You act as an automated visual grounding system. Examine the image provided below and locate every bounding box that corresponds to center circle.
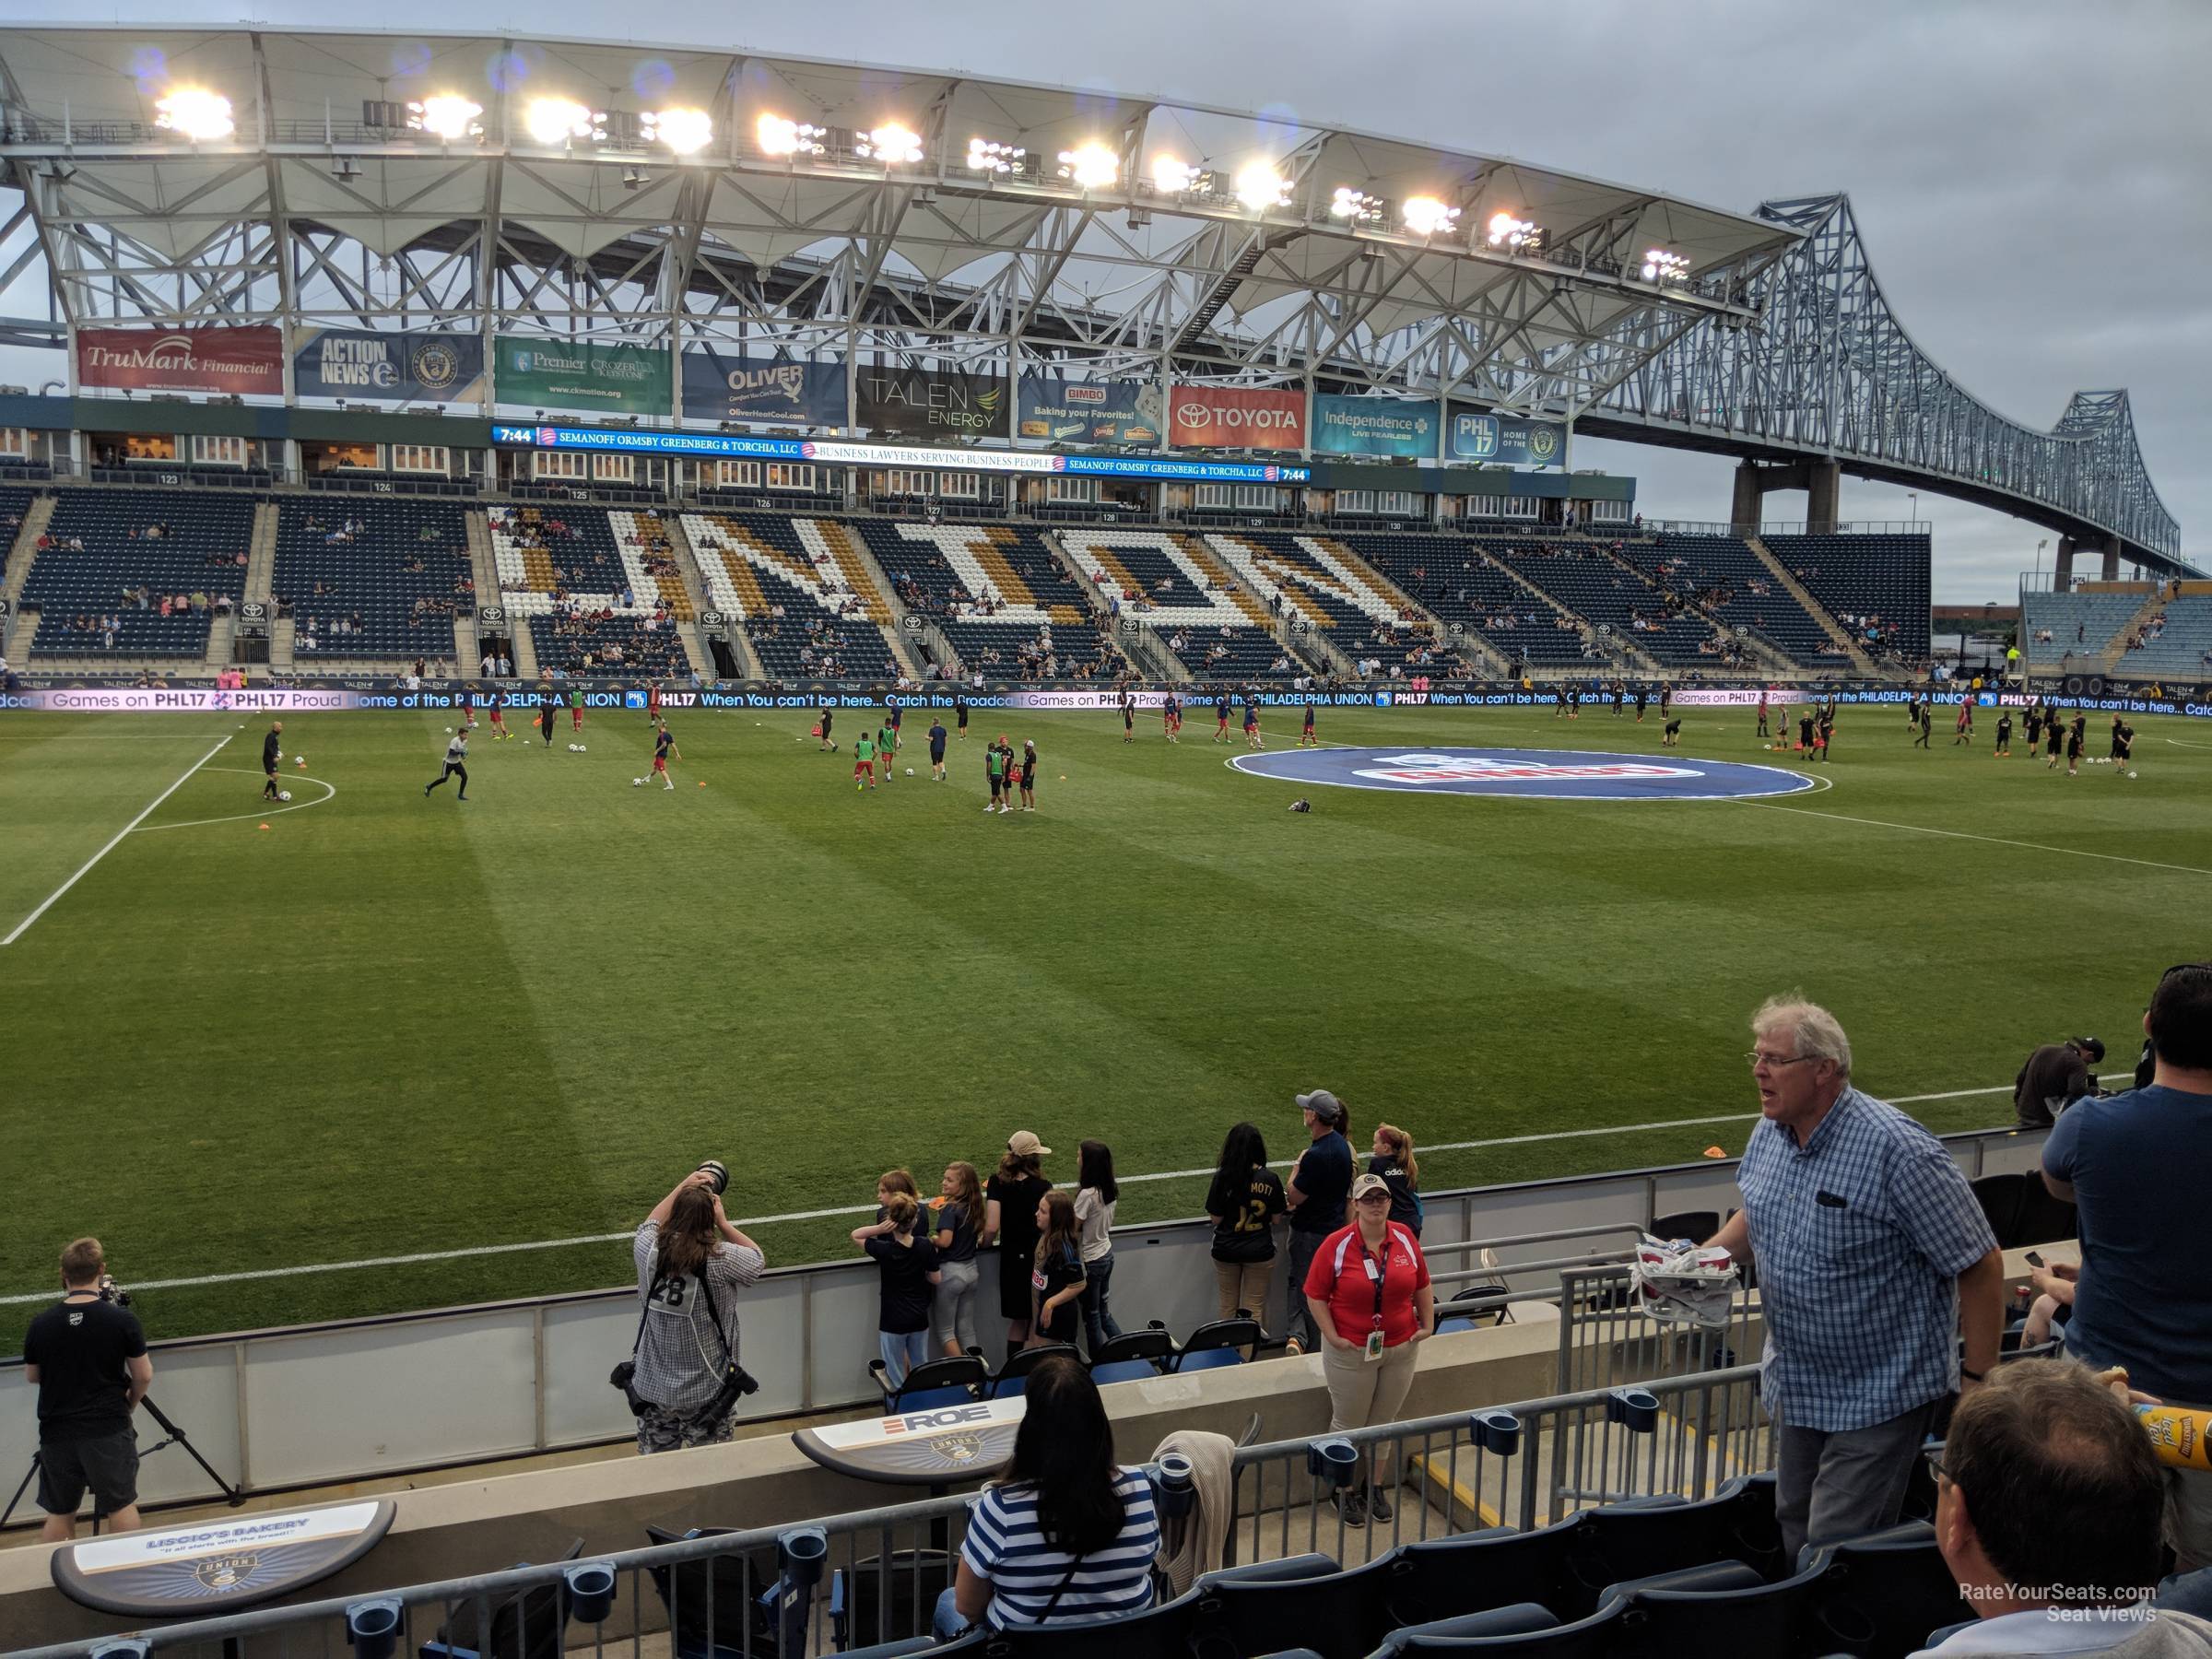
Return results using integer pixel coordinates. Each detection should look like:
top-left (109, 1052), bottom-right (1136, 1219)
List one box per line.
top-left (1229, 746), bottom-right (1818, 801)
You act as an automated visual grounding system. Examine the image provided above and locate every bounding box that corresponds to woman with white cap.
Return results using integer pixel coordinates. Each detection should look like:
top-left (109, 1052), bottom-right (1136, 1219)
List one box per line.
top-left (1301, 1171), bottom-right (1434, 1527)
top-left (981, 1131), bottom-right (1053, 1364)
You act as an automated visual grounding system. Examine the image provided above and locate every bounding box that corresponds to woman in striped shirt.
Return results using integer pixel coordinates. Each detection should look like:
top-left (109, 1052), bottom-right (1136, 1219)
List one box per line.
top-left (933, 1354), bottom-right (1160, 1637)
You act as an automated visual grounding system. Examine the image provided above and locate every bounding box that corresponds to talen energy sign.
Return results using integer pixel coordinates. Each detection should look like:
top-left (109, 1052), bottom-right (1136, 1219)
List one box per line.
top-left (853, 366), bottom-right (1008, 440)
top-left (1170, 383), bottom-right (1306, 451)
top-left (76, 327), bottom-right (284, 395)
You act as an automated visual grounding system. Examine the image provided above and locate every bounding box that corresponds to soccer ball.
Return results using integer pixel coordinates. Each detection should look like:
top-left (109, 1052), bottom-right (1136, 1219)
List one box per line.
top-left (906, 767), bottom-right (915, 776)
top-left (444, 726), bottom-right (453, 734)
top-left (576, 745), bottom-right (585, 752)
top-left (277, 790), bottom-right (292, 802)
top-left (568, 743), bottom-right (578, 751)
top-left (633, 777), bottom-right (644, 786)
top-left (2129, 770), bottom-right (2139, 779)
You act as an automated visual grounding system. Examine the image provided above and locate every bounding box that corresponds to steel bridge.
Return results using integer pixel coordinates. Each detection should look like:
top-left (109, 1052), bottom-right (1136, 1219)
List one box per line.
top-left (0, 29), bottom-right (2183, 572)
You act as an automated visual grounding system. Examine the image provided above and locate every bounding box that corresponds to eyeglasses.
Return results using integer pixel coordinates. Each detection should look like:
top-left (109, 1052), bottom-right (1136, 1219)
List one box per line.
top-left (1924, 1449), bottom-right (1949, 1489)
top-left (1355, 1191), bottom-right (1391, 1206)
top-left (1746, 1051), bottom-right (1821, 1070)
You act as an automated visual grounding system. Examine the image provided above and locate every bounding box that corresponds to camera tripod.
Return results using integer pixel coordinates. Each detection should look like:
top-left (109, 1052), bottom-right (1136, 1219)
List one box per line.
top-left (0, 1395), bottom-right (242, 1533)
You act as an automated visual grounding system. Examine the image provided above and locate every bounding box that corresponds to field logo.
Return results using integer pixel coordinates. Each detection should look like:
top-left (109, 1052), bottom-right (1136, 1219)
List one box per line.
top-left (1231, 746), bottom-right (1818, 801)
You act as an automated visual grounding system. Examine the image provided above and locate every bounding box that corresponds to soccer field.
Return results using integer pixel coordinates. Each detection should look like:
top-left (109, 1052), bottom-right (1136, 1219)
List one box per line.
top-left (4, 699), bottom-right (2205, 1352)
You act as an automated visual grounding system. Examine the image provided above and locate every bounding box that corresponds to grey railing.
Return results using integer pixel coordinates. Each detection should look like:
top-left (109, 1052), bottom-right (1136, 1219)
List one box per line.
top-left (8, 1365), bottom-right (1771, 1659)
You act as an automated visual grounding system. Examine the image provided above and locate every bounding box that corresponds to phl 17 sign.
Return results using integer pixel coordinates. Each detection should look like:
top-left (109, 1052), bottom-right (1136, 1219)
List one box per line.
top-left (1447, 408), bottom-right (1569, 469)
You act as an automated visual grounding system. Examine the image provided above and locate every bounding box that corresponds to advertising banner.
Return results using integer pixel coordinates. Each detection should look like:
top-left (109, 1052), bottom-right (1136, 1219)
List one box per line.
top-left (1169, 383), bottom-right (1305, 451)
top-left (680, 350), bottom-right (846, 425)
top-left (495, 338), bottom-right (671, 416)
top-left (291, 328), bottom-right (486, 404)
top-left (76, 326), bottom-right (284, 395)
top-left (1446, 407), bottom-right (1569, 468)
top-left (1017, 376), bottom-right (1165, 445)
top-left (1313, 394), bottom-right (1441, 458)
top-left (853, 365), bottom-right (1008, 439)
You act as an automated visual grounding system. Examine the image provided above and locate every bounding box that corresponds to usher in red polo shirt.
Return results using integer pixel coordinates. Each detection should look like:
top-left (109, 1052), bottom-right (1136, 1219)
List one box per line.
top-left (1303, 1221), bottom-right (1430, 1347)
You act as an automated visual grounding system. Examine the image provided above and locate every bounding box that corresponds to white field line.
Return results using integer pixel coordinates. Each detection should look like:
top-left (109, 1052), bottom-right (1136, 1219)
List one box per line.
top-left (1, 735), bottom-right (232, 947)
top-left (1740, 800), bottom-right (2212, 877)
top-left (0, 1083), bottom-right (2017, 1305)
top-left (132, 769), bottom-right (336, 832)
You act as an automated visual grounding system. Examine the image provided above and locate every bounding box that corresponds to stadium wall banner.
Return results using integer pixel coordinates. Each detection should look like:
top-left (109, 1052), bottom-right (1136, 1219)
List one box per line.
top-left (680, 350), bottom-right (845, 425)
top-left (496, 339), bottom-right (672, 416)
top-left (854, 366), bottom-right (1008, 440)
top-left (1170, 383), bottom-right (1306, 450)
top-left (1446, 407), bottom-right (1570, 468)
top-left (1313, 394), bottom-right (1442, 458)
top-left (76, 326), bottom-right (285, 395)
top-left (290, 328), bottom-right (486, 404)
top-left (1017, 376), bottom-right (1165, 445)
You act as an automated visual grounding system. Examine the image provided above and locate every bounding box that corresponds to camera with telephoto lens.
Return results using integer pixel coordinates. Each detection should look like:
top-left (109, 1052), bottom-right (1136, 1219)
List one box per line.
top-left (97, 1273), bottom-right (131, 1308)
top-left (696, 1160), bottom-right (729, 1195)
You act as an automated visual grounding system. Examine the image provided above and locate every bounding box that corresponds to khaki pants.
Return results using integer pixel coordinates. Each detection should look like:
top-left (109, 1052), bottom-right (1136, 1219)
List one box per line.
top-left (1215, 1258), bottom-right (1274, 1359)
top-left (1322, 1335), bottom-right (1421, 1486)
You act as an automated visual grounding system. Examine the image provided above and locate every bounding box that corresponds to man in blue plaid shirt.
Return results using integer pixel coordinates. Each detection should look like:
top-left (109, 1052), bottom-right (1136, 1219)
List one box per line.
top-left (1707, 996), bottom-right (2005, 1560)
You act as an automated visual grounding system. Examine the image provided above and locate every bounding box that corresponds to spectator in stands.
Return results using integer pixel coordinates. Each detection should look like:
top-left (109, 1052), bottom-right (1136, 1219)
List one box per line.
top-left (2012, 1042), bottom-right (2094, 1131)
top-left (1030, 1191), bottom-right (1087, 1348)
top-left (22, 1237), bottom-right (151, 1542)
top-left (931, 1161), bottom-right (984, 1359)
top-left (1073, 1141), bottom-right (1123, 1358)
top-left (982, 1133), bottom-right (1053, 1363)
top-left (1303, 1174), bottom-right (1435, 1528)
top-left (2042, 964), bottom-right (2212, 1571)
top-left (1282, 1090), bottom-right (1355, 1357)
top-left (933, 1353), bottom-right (1160, 1637)
top-left (853, 1192), bottom-right (939, 1392)
top-left (1918, 1359), bottom-right (2187, 1655)
top-left (1704, 995), bottom-right (2004, 1559)
top-left (1369, 1124), bottom-right (1422, 1236)
top-left (629, 1169), bottom-right (765, 1454)
top-left (1206, 1123), bottom-right (1286, 1350)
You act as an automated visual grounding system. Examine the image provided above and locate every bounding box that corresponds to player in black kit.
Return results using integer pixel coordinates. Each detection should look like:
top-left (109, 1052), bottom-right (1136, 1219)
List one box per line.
top-left (261, 721), bottom-right (284, 800)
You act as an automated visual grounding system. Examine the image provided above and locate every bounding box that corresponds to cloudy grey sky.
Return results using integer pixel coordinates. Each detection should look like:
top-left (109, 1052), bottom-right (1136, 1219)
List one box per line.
top-left (6, 0), bottom-right (2206, 599)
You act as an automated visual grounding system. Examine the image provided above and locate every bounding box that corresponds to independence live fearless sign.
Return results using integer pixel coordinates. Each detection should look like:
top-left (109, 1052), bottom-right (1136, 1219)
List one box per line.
top-left (497, 338), bottom-right (672, 416)
top-left (292, 328), bottom-right (486, 404)
top-left (1313, 394), bottom-right (1441, 457)
top-left (76, 326), bottom-right (284, 395)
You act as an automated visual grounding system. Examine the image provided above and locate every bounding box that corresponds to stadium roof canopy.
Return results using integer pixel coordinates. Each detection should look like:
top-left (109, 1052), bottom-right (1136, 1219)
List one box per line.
top-left (0, 26), bottom-right (1797, 415)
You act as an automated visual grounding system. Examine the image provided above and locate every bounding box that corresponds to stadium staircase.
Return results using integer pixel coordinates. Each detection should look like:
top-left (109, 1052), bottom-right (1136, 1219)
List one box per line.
top-left (269, 615), bottom-right (295, 673)
top-left (1175, 533), bottom-right (1334, 677)
top-left (1743, 535), bottom-right (1877, 674)
top-left (3, 491), bottom-right (53, 602)
top-left (2100, 585), bottom-right (2176, 677)
top-left (453, 611), bottom-right (479, 676)
top-left (243, 500), bottom-right (278, 606)
top-left (655, 512), bottom-right (727, 679)
top-left (831, 519), bottom-right (933, 677)
top-left (201, 609), bottom-right (234, 668)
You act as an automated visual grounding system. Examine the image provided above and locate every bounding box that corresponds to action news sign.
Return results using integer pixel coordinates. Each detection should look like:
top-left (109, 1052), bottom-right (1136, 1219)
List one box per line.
top-left (76, 326), bottom-right (284, 395)
top-left (854, 366), bottom-right (1009, 440)
top-left (1170, 383), bottom-right (1305, 451)
top-left (292, 328), bottom-right (486, 404)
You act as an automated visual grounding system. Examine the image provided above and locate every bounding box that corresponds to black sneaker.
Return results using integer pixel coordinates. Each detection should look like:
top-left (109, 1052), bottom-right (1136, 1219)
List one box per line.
top-left (1334, 1487), bottom-right (1367, 1528)
top-left (1366, 1484), bottom-right (1393, 1524)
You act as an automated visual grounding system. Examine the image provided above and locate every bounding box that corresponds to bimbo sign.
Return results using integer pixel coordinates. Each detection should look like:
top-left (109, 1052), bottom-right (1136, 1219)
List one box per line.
top-left (1170, 383), bottom-right (1305, 451)
top-left (76, 326), bottom-right (284, 394)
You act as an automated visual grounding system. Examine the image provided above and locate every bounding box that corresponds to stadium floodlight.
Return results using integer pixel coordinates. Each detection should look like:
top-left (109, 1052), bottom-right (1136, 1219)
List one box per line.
top-left (1329, 186), bottom-right (1385, 225)
top-left (153, 88), bottom-right (234, 142)
top-left (1150, 155), bottom-right (1198, 194)
top-left (1233, 161), bottom-right (1291, 211)
top-left (967, 136), bottom-right (1026, 175)
top-left (1401, 195), bottom-right (1461, 238)
top-left (641, 108), bottom-right (713, 155)
top-left (1641, 247), bottom-right (1690, 286)
top-left (524, 97), bottom-right (606, 146)
top-left (757, 113), bottom-right (827, 158)
top-left (1056, 143), bottom-right (1119, 191)
top-left (406, 94), bottom-right (483, 141)
top-left (855, 123), bottom-right (924, 165)
top-left (1486, 210), bottom-right (1540, 251)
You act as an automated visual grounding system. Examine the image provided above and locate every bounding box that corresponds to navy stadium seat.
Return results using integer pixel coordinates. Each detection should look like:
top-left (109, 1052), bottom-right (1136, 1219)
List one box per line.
top-left (1602, 1557), bottom-right (1823, 1659)
top-left (1382, 1516), bottom-right (1586, 1630)
top-left (1378, 1599), bottom-right (1623, 1656)
top-left (1801, 1522), bottom-right (1972, 1657)
top-left (1192, 1550), bottom-right (1393, 1659)
top-left (1089, 1359), bottom-right (1162, 1385)
top-left (984, 1343), bottom-right (1078, 1398)
top-left (1571, 1473), bottom-right (1783, 1600)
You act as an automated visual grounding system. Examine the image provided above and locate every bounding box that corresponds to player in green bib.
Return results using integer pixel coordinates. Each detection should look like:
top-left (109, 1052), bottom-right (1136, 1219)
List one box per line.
top-left (853, 733), bottom-right (877, 791)
top-left (984, 743), bottom-right (1005, 813)
top-left (878, 722), bottom-right (898, 782)
top-left (568, 684), bottom-right (584, 737)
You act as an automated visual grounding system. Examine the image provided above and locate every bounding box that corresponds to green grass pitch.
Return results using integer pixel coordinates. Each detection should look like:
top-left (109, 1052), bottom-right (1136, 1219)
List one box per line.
top-left (3, 700), bottom-right (2205, 1353)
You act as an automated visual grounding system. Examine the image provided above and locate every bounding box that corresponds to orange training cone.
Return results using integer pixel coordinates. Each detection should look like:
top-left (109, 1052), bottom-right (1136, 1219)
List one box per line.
top-left (1702, 1146), bottom-right (1727, 1159)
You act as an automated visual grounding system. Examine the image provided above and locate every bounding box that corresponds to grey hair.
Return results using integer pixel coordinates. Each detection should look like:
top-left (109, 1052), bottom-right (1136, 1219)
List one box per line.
top-left (1752, 994), bottom-right (1853, 1077)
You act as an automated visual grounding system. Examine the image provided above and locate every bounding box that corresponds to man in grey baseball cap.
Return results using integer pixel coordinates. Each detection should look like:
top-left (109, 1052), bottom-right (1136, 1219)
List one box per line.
top-left (1283, 1089), bottom-right (1355, 1355)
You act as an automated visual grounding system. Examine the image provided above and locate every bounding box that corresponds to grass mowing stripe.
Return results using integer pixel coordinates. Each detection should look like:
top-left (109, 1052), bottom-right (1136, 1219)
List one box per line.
top-left (0, 1083), bottom-right (2013, 1306)
top-left (1, 733), bottom-right (232, 945)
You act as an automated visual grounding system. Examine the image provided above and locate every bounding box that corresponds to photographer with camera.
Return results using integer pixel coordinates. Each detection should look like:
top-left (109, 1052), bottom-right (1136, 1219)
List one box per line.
top-left (22, 1238), bottom-right (152, 1541)
top-left (620, 1163), bottom-right (765, 1455)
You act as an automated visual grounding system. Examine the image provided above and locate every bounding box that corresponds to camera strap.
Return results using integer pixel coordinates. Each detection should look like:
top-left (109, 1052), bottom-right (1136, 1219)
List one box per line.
top-left (692, 1270), bottom-right (735, 1372)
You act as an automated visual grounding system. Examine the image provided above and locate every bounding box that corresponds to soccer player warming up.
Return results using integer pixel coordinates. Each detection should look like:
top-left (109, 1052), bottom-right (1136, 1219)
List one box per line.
top-left (1018, 740), bottom-right (1039, 812)
top-left (424, 727), bottom-right (470, 800)
top-left (877, 715), bottom-right (898, 784)
top-left (651, 718), bottom-right (680, 791)
top-left (488, 698), bottom-right (509, 740)
top-left (1662, 715), bottom-right (1683, 747)
top-left (262, 721), bottom-right (284, 800)
top-left (1300, 702), bottom-right (1317, 747)
top-left (853, 730), bottom-right (876, 792)
top-left (1243, 699), bottom-right (1263, 749)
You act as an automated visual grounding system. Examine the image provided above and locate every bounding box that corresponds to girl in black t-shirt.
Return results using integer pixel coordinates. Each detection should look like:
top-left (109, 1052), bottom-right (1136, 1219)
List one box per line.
top-left (931, 1161), bottom-right (984, 1358)
top-left (1368, 1123), bottom-right (1423, 1235)
top-left (854, 1192), bottom-right (940, 1391)
top-left (1204, 1122), bottom-right (1286, 1349)
top-left (1030, 1191), bottom-right (1087, 1347)
top-left (983, 1143), bottom-right (1053, 1362)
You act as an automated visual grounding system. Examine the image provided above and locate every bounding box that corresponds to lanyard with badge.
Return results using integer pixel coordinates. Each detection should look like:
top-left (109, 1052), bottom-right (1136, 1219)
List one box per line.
top-left (1362, 1242), bottom-right (1388, 1361)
